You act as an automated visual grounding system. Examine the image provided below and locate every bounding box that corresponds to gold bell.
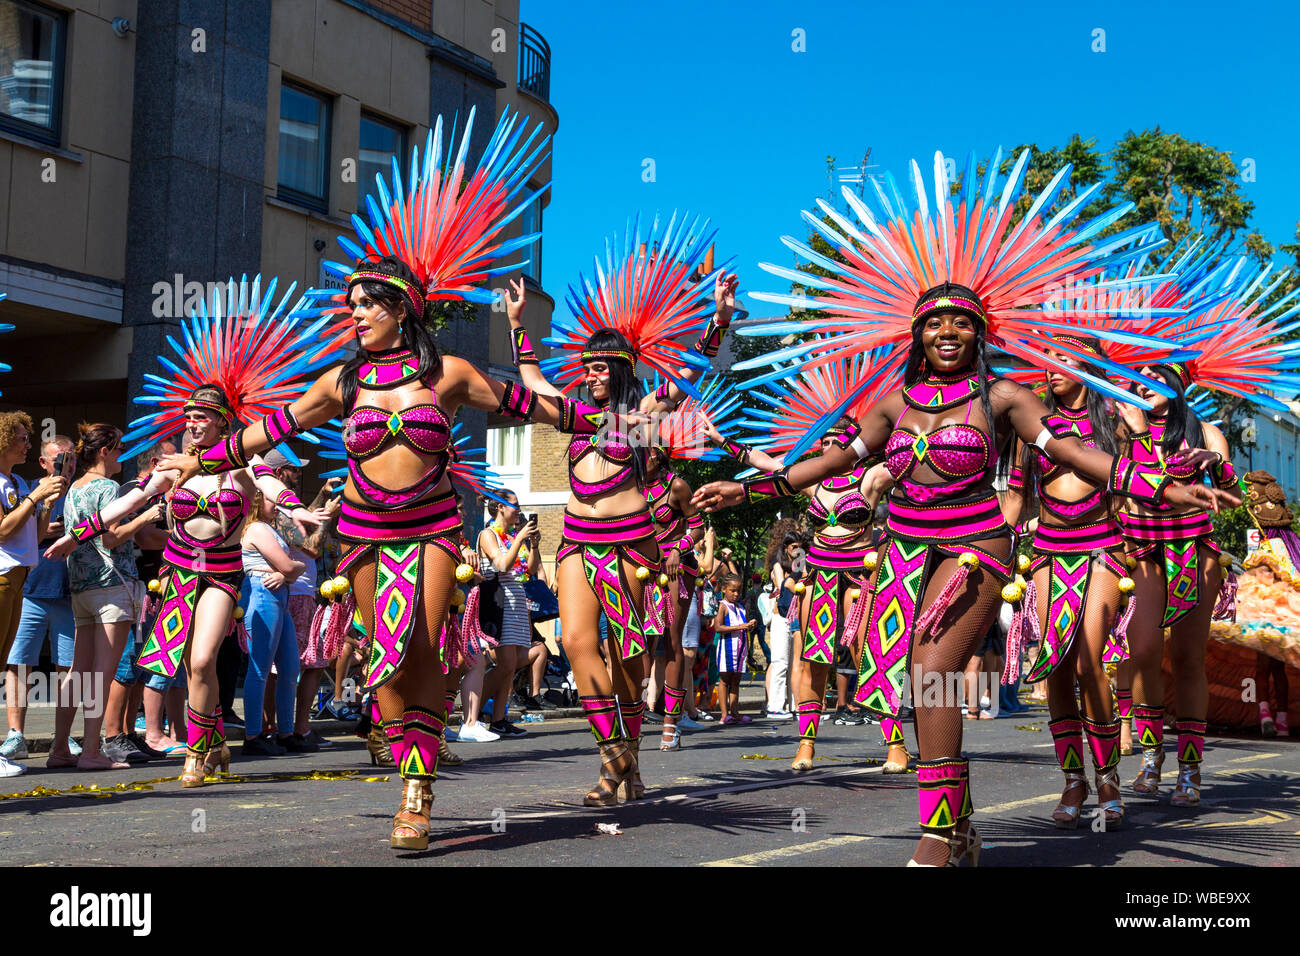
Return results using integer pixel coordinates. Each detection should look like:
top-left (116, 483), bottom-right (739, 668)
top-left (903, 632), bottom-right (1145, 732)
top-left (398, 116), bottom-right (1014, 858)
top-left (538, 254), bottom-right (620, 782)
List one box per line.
top-left (1014, 574), bottom-right (1027, 589)
top-left (320, 580), bottom-right (336, 600)
top-left (635, 566), bottom-right (650, 582)
top-left (332, 575), bottom-right (350, 594)
top-left (454, 563), bottom-right (475, 583)
top-left (147, 578), bottom-right (162, 594)
top-left (793, 581), bottom-right (806, 594)
top-left (958, 552), bottom-right (980, 570)
top-left (1001, 582), bottom-right (1024, 603)
top-left (1017, 554), bottom-right (1031, 573)
top-left (1118, 576), bottom-right (1135, 595)
top-left (1125, 555), bottom-right (1137, 570)
top-left (658, 573), bottom-right (670, 586)
top-left (233, 606), bottom-right (244, 621)
top-left (1218, 552), bottom-right (1233, 568)
top-left (847, 587), bottom-right (861, 601)
top-left (450, 590), bottom-right (465, 610)
top-left (863, 552), bottom-right (878, 571)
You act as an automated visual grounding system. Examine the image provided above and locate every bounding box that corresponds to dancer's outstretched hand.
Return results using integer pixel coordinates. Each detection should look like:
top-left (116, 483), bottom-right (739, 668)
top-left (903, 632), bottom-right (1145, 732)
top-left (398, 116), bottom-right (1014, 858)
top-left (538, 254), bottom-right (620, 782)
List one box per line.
top-left (1163, 482), bottom-right (1236, 513)
top-left (692, 481), bottom-right (743, 513)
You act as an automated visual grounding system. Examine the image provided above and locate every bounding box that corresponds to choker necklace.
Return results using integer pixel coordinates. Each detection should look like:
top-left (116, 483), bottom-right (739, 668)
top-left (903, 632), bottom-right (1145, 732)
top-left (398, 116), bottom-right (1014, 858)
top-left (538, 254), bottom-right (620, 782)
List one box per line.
top-left (904, 369), bottom-right (980, 412)
top-left (359, 348), bottom-right (421, 388)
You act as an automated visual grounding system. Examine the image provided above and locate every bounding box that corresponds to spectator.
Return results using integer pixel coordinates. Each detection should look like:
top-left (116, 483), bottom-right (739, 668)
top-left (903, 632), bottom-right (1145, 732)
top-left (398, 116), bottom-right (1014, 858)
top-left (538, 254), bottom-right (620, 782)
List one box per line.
top-left (475, 492), bottom-right (537, 739)
top-left (49, 423), bottom-right (155, 770)
top-left (2, 434), bottom-right (77, 761)
top-left (764, 530), bottom-right (803, 720)
top-left (677, 526), bottom-right (716, 727)
top-left (239, 490), bottom-right (307, 756)
top-left (713, 573), bottom-right (753, 724)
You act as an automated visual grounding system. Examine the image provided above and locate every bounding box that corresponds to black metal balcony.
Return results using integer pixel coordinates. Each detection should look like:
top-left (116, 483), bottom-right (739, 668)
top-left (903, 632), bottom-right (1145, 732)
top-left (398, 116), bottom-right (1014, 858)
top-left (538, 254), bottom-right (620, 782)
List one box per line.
top-left (518, 23), bottom-right (550, 103)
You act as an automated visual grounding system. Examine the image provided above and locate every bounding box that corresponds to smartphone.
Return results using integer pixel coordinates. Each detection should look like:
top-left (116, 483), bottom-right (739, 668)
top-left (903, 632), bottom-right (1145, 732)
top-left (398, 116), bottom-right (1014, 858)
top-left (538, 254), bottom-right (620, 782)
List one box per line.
top-left (53, 451), bottom-right (69, 477)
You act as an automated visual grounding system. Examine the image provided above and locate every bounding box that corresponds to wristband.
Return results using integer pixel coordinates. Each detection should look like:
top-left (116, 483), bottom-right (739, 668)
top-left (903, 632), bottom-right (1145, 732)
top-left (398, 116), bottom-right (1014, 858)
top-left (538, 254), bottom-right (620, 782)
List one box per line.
top-left (1210, 454), bottom-right (1238, 490)
top-left (511, 327), bottom-right (538, 367)
top-left (741, 470), bottom-right (795, 505)
top-left (557, 397), bottom-right (604, 435)
top-left (276, 489), bottom-right (305, 511)
top-left (69, 511), bottom-right (107, 543)
top-left (496, 381), bottom-right (538, 422)
top-left (692, 315), bottom-right (727, 359)
top-left (199, 433), bottom-right (249, 474)
top-left (654, 381), bottom-right (672, 402)
top-left (252, 464), bottom-right (274, 480)
top-left (1109, 456), bottom-right (1171, 508)
top-left (262, 405), bottom-right (301, 447)
top-left (722, 438), bottom-right (752, 465)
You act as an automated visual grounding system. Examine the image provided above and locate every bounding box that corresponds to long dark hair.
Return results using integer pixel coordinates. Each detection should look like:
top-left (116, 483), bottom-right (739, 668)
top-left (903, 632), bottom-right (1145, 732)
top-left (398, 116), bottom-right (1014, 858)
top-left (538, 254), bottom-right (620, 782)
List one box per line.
top-left (583, 328), bottom-right (647, 486)
top-left (1148, 364), bottom-right (1204, 456)
top-left (339, 255), bottom-right (443, 411)
top-left (1017, 340), bottom-right (1120, 515)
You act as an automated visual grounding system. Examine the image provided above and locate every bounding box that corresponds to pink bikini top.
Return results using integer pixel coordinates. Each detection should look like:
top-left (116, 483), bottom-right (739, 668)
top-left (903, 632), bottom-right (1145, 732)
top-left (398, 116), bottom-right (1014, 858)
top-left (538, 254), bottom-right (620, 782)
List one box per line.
top-left (645, 472), bottom-right (686, 539)
top-left (806, 466), bottom-right (873, 530)
top-left (884, 382), bottom-right (993, 502)
top-left (569, 431), bottom-right (639, 503)
top-left (1031, 404), bottom-right (1106, 519)
top-left (169, 486), bottom-right (248, 524)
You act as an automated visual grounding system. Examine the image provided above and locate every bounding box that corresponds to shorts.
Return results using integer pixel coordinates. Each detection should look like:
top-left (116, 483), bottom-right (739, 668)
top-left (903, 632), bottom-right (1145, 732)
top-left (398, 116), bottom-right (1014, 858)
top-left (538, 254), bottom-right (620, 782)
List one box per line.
top-left (142, 664), bottom-right (186, 693)
top-left (977, 627), bottom-right (1006, 658)
top-left (71, 584), bottom-right (139, 627)
top-left (7, 597), bottom-right (75, 667)
top-left (682, 600), bottom-right (700, 650)
top-left (113, 628), bottom-right (140, 684)
top-left (0, 566), bottom-right (30, 663)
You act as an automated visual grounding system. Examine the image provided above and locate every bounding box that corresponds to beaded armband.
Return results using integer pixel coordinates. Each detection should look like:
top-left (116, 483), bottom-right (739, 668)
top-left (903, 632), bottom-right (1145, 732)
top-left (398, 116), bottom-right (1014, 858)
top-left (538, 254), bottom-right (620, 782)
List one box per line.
top-left (263, 405), bottom-right (300, 447)
top-left (1109, 456), bottom-right (1171, 508)
top-left (1007, 466), bottom-right (1026, 492)
top-left (722, 438), bottom-right (752, 465)
top-left (676, 513), bottom-right (705, 553)
top-left (68, 511), bottom-right (107, 543)
top-left (557, 397), bottom-right (604, 435)
top-left (511, 327), bottom-right (538, 367)
top-left (742, 470), bottom-right (795, 505)
top-left (252, 464), bottom-right (274, 480)
top-left (692, 315), bottom-right (726, 359)
top-left (199, 433), bottom-right (249, 475)
top-left (496, 381), bottom-right (537, 422)
top-left (828, 420), bottom-right (862, 451)
top-left (275, 489), bottom-right (305, 511)
top-left (654, 381), bottom-right (672, 402)
top-left (1128, 430), bottom-right (1158, 465)
top-left (1210, 454), bottom-right (1238, 490)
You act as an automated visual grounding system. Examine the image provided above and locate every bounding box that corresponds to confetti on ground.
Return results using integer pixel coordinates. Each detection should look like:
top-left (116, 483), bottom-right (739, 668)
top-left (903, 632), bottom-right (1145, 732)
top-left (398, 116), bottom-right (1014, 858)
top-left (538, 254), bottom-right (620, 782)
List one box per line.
top-left (595, 823), bottom-right (621, 835)
top-left (1015, 725), bottom-right (1043, 732)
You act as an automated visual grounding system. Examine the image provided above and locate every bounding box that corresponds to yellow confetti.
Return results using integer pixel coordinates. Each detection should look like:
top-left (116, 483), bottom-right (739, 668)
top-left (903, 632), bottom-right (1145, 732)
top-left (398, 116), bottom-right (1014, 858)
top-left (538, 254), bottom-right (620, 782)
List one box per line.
top-left (1015, 725), bottom-right (1043, 732)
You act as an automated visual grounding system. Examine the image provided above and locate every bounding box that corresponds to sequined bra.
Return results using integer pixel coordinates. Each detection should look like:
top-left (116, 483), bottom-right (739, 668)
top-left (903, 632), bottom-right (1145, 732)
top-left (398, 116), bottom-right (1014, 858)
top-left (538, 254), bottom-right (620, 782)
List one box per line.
top-left (646, 472), bottom-right (685, 540)
top-left (169, 484), bottom-right (249, 550)
top-left (1032, 404), bottom-right (1107, 519)
top-left (569, 430), bottom-right (639, 503)
top-left (806, 465), bottom-right (873, 530)
top-left (884, 374), bottom-right (993, 502)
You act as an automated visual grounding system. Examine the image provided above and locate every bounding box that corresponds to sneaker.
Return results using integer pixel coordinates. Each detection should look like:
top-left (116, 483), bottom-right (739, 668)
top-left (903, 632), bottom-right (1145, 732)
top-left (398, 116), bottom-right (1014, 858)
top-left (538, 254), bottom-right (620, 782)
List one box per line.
top-left (489, 719), bottom-right (527, 739)
top-left (529, 695), bottom-right (557, 711)
top-left (443, 725), bottom-right (459, 742)
top-left (677, 715), bottom-right (704, 730)
top-left (457, 721), bottom-right (501, 743)
top-left (102, 733), bottom-right (150, 764)
top-left (840, 708), bottom-right (867, 726)
top-left (222, 710), bottom-right (245, 730)
top-left (241, 733), bottom-right (286, 757)
top-left (126, 733), bottom-right (166, 759)
top-left (832, 706), bottom-right (851, 725)
top-left (509, 693), bottom-right (531, 711)
top-left (0, 729), bottom-right (27, 759)
top-left (694, 711), bottom-right (716, 722)
top-left (302, 729), bottom-right (334, 748)
top-left (765, 710), bottom-right (793, 721)
top-left (67, 736), bottom-right (83, 756)
top-left (0, 753), bottom-right (26, 777)
top-left (133, 716), bottom-right (147, 733)
top-left (276, 733), bottom-right (319, 753)
top-left (321, 699), bottom-right (356, 722)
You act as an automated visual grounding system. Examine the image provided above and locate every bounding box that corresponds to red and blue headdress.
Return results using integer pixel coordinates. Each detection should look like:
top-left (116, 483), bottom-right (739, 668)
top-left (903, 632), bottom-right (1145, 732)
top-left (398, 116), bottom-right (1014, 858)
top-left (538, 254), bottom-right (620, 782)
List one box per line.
top-left (644, 371), bottom-right (744, 461)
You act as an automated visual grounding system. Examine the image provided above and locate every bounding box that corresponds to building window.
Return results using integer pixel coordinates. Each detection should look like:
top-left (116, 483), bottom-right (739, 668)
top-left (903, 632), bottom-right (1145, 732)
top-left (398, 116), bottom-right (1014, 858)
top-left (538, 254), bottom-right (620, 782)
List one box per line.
top-left (277, 82), bottom-right (331, 211)
top-left (358, 112), bottom-right (406, 212)
top-left (0, 0), bottom-right (66, 145)
top-left (489, 424), bottom-right (527, 469)
top-left (519, 185), bottom-right (542, 284)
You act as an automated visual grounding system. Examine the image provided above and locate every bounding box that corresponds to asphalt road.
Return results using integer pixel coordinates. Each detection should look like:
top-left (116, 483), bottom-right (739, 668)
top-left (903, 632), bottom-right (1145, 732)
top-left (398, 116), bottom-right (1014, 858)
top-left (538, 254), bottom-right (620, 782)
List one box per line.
top-left (4, 702), bottom-right (1299, 867)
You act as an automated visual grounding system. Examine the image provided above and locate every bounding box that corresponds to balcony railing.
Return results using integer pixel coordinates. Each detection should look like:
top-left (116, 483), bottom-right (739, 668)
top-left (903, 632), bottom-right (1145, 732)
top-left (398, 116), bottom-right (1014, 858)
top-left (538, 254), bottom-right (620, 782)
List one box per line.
top-left (518, 23), bottom-right (551, 103)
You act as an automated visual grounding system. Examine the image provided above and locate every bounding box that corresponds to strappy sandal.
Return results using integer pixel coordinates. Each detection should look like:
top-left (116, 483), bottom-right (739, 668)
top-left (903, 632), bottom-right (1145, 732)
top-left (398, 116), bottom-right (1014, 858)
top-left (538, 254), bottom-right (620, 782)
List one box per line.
top-left (1095, 768), bottom-right (1125, 828)
top-left (1120, 717), bottom-right (1134, 756)
top-left (391, 779), bottom-right (433, 850)
top-left (1053, 772), bottom-right (1089, 829)
top-left (366, 727), bottom-right (395, 767)
top-left (906, 831), bottom-right (958, 867)
top-left (950, 824), bottom-right (982, 866)
top-left (202, 742), bottom-right (230, 776)
top-left (790, 740), bottom-right (815, 772)
top-left (438, 738), bottom-right (462, 767)
top-left (1169, 763), bottom-right (1201, 808)
top-left (181, 748), bottom-right (207, 789)
top-left (619, 736), bottom-right (645, 800)
top-left (660, 725), bottom-right (681, 751)
top-left (882, 745), bottom-right (911, 774)
top-left (1132, 748), bottom-right (1164, 795)
top-left (584, 741), bottom-right (634, 807)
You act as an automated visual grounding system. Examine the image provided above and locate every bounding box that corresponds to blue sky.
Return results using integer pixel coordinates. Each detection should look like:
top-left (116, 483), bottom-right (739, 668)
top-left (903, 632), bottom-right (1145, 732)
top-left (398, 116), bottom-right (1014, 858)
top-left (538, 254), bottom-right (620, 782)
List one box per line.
top-left (525, 0), bottom-right (1299, 312)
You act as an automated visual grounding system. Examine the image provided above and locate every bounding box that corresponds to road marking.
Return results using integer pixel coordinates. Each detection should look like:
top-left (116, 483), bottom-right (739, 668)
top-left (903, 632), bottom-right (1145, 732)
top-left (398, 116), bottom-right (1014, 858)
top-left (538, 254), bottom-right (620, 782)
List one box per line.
top-left (977, 793), bottom-right (1060, 814)
top-left (1215, 768), bottom-right (1300, 778)
top-left (1227, 752), bottom-right (1278, 763)
top-left (1168, 810), bottom-right (1290, 830)
top-left (700, 834), bottom-right (873, 866)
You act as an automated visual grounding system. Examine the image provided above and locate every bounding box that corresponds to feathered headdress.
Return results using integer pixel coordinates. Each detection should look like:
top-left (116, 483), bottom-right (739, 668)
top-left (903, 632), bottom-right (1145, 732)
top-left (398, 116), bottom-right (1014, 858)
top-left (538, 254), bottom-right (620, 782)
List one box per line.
top-left (314, 419), bottom-right (507, 505)
top-left (120, 275), bottom-right (345, 459)
top-left (303, 108), bottom-right (550, 340)
top-left (645, 372), bottom-right (744, 460)
top-left (739, 149), bottom-right (1170, 408)
top-left (541, 212), bottom-right (727, 395)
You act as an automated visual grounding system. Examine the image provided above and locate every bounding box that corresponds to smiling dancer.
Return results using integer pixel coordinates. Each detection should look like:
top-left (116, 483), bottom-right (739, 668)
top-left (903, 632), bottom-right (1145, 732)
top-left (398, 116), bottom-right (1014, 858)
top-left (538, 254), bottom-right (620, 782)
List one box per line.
top-left (696, 150), bottom-right (1232, 866)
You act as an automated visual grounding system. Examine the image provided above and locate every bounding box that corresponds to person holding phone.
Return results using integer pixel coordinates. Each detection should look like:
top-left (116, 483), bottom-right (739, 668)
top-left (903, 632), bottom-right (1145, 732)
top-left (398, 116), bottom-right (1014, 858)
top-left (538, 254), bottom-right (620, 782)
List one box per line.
top-left (476, 490), bottom-right (538, 740)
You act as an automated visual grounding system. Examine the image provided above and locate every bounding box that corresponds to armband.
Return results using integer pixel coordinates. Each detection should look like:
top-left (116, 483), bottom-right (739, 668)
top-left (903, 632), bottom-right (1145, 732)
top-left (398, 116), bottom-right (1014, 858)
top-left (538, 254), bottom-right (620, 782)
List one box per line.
top-left (654, 381), bottom-right (672, 402)
top-left (252, 464), bottom-right (274, 480)
top-left (1210, 455), bottom-right (1237, 490)
top-left (511, 327), bottom-right (538, 367)
top-left (692, 315), bottom-right (727, 359)
top-left (722, 438), bottom-right (752, 465)
top-left (742, 470), bottom-right (795, 505)
top-left (676, 513), bottom-right (704, 553)
top-left (557, 397), bottom-right (604, 435)
top-left (262, 405), bottom-right (301, 446)
top-left (496, 381), bottom-right (538, 422)
top-left (1007, 466), bottom-right (1026, 492)
top-left (275, 489), bottom-right (305, 511)
top-left (199, 433), bottom-right (249, 474)
top-left (1032, 428), bottom-right (1052, 452)
top-left (69, 511), bottom-right (107, 543)
top-left (1108, 456), bottom-right (1171, 508)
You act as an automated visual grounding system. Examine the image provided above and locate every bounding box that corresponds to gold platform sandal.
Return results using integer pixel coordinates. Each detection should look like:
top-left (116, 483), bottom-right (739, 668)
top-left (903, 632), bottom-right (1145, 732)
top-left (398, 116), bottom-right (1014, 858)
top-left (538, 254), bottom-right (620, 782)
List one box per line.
top-left (391, 779), bottom-right (433, 850)
top-left (584, 741), bottom-right (635, 807)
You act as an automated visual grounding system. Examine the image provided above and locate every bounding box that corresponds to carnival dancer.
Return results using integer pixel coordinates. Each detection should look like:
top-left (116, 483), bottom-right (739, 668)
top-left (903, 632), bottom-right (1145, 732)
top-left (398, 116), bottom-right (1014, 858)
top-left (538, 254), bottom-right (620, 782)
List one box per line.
top-left (510, 214), bottom-right (736, 803)
top-left (46, 277), bottom-right (336, 788)
top-left (696, 150), bottom-right (1231, 866)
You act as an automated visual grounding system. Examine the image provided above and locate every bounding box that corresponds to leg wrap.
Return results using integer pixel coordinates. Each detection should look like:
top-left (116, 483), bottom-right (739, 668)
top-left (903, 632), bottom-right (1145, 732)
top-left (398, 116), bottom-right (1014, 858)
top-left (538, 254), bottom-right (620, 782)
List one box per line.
top-left (211, 709), bottom-right (226, 750)
top-left (1082, 716), bottom-right (1121, 773)
top-left (396, 706), bottom-right (445, 781)
top-left (1175, 718), bottom-right (1206, 765)
top-left (186, 706), bottom-right (217, 754)
top-left (662, 685), bottom-right (685, 719)
top-left (796, 698), bottom-right (822, 742)
top-left (382, 715), bottom-right (404, 766)
top-left (580, 695), bottom-right (622, 745)
top-left (444, 692), bottom-right (456, 717)
top-left (1116, 688), bottom-right (1133, 722)
top-left (370, 697), bottom-right (383, 724)
top-left (1132, 704), bottom-right (1165, 750)
top-left (916, 757), bottom-right (968, 833)
top-left (1049, 717), bottom-right (1086, 773)
top-left (880, 717), bottom-right (905, 747)
top-left (618, 698), bottom-right (645, 741)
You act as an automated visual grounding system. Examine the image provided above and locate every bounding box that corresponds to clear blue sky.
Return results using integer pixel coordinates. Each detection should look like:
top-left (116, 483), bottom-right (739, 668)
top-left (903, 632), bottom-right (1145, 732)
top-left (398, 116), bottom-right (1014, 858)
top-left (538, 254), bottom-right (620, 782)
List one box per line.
top-left (525, 0), bottom-right (1299, 313)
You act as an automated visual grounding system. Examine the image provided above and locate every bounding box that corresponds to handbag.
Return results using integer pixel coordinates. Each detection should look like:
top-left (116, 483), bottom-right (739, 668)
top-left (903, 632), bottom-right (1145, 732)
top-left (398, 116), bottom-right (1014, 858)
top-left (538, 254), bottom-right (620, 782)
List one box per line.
top-left (523, 577), bottom-right (559, 623)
